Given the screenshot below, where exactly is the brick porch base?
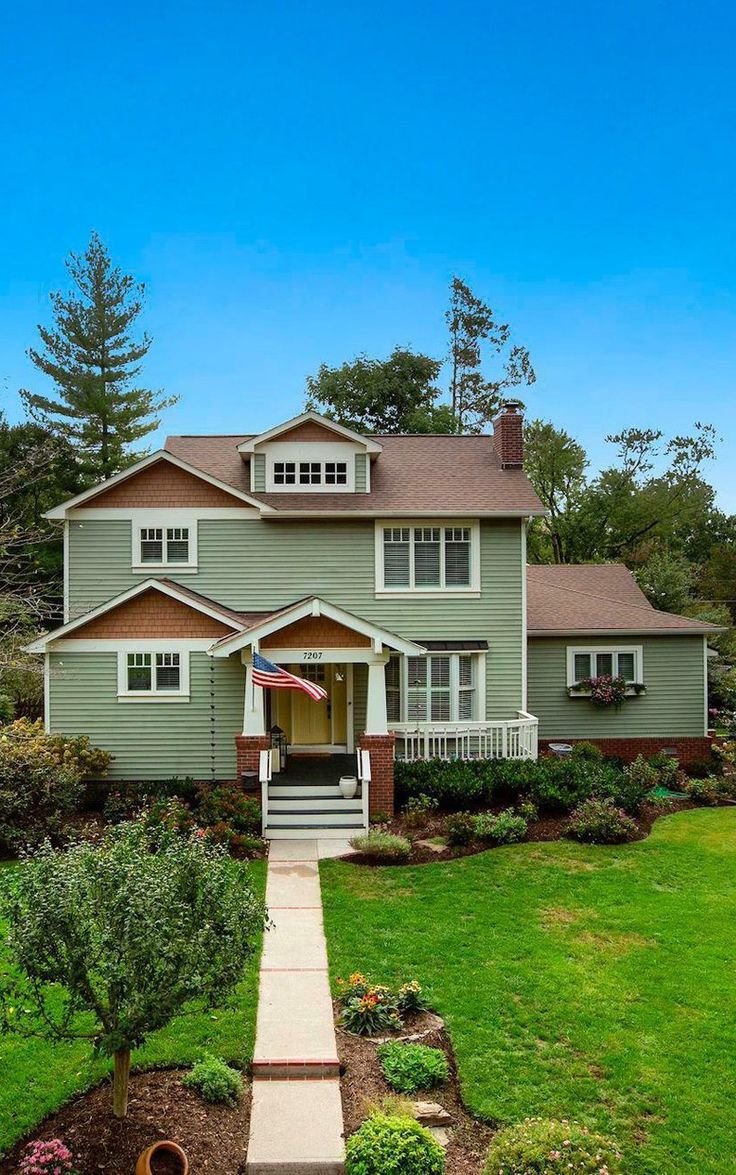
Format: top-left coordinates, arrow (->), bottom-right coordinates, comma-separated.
235,734 -> 271,802
539,735 -> 714,766
359,732 -> 396,817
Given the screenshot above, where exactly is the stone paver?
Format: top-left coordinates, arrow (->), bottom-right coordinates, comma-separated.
246,838 -> 345,1172
247,1080 -> 345,1174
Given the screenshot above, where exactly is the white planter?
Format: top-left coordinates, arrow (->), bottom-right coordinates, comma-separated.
339,775 -> 358,800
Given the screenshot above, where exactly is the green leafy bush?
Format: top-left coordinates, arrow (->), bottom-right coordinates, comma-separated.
345,1111 -> 445,1174
196,783 -> 261,834
473,808 -> 528,845
648,751 -> 680,789
396,979 -> 428,1016
0,734 -> 82,851
182,1053 -> 243,1104
349,831 -> 411,862
517,799 -> 538,822
377,1041 -> 449,1093
484,1116 -> 622,1173
5,719 -> 113,777
0,695 -> 15,724
569,741 -> 604,761
446,812 -> 476,846
402,793 -> 439,827
566,797 -> 638,845
684,775 -> 736,805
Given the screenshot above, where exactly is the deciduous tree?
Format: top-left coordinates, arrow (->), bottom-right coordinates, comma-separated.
305,347 -> 452,433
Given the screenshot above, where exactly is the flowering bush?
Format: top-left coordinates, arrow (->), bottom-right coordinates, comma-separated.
0,736 -> 81,851
346,1111 -> 445,1174
572,675 -> 628,708
483,1116 -> 622,1173
396,979 -> 428,1016
196,783 -> 261,835
5,719 -> 112,777
566,797 -> 638,845
19,1137 -> 77,1174
402,793 -> 439,827
340,985 -> 402,1035
473,808 -> 528,845
684,775 -> 736,805
446,811 -> 476,846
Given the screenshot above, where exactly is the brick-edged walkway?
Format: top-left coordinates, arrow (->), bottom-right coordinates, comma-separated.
246,840 -> 346,1173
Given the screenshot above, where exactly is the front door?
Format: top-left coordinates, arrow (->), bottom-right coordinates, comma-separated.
288,664 -> 348,748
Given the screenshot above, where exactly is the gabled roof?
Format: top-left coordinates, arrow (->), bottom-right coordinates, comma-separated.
236,411 -> 383,455
210,596 -> 426,658
44,450 -> 272,519
165,433 -> 545,516
25,578 -> 247,651
527,564 -> 723,635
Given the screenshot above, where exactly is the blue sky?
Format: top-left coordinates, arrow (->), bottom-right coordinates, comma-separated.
1,0 -> 735,507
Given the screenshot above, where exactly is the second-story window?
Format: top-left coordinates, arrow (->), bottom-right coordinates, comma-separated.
139,526 -> 190,565
381,525 -> 473,590
272,460 -> 348,488
274,462 -> 297,485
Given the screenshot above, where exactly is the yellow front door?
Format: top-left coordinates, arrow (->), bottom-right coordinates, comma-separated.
288,664 -> 348,747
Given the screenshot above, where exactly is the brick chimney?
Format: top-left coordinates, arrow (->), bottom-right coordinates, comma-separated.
493,401 -> 524,469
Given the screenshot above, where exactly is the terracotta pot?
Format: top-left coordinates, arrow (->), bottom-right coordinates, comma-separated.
135,1140 -> 189,1175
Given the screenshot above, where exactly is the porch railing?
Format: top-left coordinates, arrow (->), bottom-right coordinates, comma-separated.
390,712 -> 538,762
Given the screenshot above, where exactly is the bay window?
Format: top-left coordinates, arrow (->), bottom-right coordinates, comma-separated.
386,653 -> 480,723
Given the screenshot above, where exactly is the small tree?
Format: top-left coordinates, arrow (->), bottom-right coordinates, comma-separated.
0,821 -> 266,1117
21,232 -> 178,480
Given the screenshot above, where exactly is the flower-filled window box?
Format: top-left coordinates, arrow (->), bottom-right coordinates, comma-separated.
567,675 -> 646,708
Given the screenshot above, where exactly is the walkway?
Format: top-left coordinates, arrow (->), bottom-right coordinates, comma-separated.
246,839 -> 350,1174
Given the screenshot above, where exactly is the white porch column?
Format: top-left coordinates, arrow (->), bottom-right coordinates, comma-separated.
242,651 -> 266,735
365,657 -> 389,735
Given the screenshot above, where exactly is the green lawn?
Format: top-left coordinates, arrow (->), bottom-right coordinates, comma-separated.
321,809 -> 736,1174
0,858 -> 266,1155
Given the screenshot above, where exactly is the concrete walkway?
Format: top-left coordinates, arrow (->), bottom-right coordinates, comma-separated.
246,839 -> 351,1174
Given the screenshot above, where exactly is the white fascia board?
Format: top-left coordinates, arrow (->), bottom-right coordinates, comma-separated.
527,627 -> 724,637
210,596 -> 425,658
237,411 -> 382,454
44,450 -> 273,519
261,508 -> 548,519
25,578 -> 245,652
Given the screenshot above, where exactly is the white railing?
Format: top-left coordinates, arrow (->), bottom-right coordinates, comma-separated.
356,749 -> 371,830
259,748 -> 272,835
390,712 -> 538,762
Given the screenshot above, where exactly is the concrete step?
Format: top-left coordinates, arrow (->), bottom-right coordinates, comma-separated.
246,1079 -> 345,1173
265,825 -> 363,840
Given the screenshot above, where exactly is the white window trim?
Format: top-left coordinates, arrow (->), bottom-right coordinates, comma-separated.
264,441 -> 358,493
566,645 -> 644,692
117,648 -> 191,701
374,520 -> 481,596
387,651 -> 486,723
130,513 -> 199,573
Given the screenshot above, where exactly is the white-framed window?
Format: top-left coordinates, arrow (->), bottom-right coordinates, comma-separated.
265,444 -> 358,492
273,460 -> 349,487
376,522 -> 479,593
136,523 -> 196,568
274,461 -> 297,485
566,646 -> 643,688
386,653 -> 482,723
118,650 -> 190,700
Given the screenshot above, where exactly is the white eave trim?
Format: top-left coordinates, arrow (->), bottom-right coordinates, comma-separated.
259,508 -> 548,519
237,411 -> 383,455
527,627 -> 724,637
210,595 -> 425,658
44,450 -> 274,519
24,578 -> 246,652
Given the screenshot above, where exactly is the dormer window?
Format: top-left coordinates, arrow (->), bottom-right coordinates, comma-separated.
272,460 -> 349,487
274,462 -> 296,485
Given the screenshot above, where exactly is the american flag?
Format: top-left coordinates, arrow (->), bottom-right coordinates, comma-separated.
252,652 -> 328,702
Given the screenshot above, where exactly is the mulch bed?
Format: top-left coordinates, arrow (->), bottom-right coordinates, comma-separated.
336,1006 -> 496,1174
0,1069 -> 251,1174
344,797 -> 699,865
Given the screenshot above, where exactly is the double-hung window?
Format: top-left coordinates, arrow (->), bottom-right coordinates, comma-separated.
379,524 -> 475,591
387,653 -> 479,723
138,526 -> 192,566
567,646 -> 642,688
120,651 -> 189,699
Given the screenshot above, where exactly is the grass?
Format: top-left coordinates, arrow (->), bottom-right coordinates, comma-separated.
321,808 -> 736,1174
0,857 -> 266,1155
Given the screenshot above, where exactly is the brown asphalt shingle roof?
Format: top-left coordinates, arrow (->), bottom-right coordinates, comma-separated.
527,565 -> 720,634
164,433 -> 544,515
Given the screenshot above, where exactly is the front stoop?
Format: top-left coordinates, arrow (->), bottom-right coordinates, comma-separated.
246,842 -> 345,1173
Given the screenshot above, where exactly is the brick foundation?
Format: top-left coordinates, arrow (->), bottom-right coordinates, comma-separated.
539,736 -> 714,766
359,732 -> 396,816
235,734 -> 271,801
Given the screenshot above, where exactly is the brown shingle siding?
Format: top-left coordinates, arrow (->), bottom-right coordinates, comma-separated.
82,460 -> 246,508
66,589 -> 235,638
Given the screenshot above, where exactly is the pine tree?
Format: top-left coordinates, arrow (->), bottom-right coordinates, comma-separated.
21,232 -> 178,480
446,277 -> 536,433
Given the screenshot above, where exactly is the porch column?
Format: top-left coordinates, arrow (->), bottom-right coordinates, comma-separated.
242,652 -> 266,735
365,657 -> 389,734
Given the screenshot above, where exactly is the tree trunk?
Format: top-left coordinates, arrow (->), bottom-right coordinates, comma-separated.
112,1048 -> 131,1118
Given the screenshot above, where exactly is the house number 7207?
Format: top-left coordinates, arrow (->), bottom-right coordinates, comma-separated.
303,651 -> 323,660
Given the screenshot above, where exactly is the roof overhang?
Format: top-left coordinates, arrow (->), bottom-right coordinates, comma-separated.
527,627 -> 723,637
211,596 -> 425,658
237,411 -> 383,455
257,508 -> 548,519
45,450 -> 273,519
25,579 -> 246,652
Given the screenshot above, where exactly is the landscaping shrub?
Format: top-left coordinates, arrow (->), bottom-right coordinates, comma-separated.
345,1111 -> 445,1174
473,808 -> 528,845
0,735 -> 82,851
569,740 -> 604,761
484,1117 -> 622,1173
349,831 -> 411,862
684,775 -> 736,805
648,751 -> 680,789
396,979 -> 428,1016
597,755 -> 657,814
566,797 -> 638,845
142,796 -> 197,840
196,783 -> 261,835
402,793 -> 439,827
517,798 -> 538,822
182,1053 -> 243,1105
377,1041 -> 449,1093
446,811 -> 476,846
0,695 -> 15,724
19,1138 -> 77,1174
5,718 -> 112,777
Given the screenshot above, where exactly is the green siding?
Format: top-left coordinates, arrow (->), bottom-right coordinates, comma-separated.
527,636 -> 706,739
49,652 -> 244,780
354,453 -> 367,492
252,453 -> 266,492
